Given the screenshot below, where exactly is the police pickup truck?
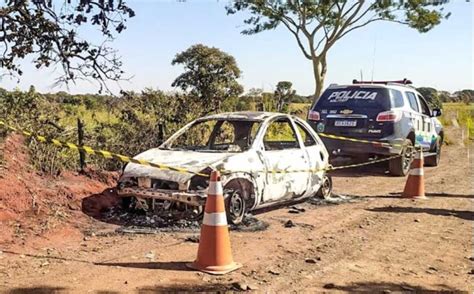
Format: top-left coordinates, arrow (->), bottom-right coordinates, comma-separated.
307,79 -> 444,176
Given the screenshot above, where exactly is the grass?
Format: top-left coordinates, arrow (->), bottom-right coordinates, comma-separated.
439,103 -> 474,141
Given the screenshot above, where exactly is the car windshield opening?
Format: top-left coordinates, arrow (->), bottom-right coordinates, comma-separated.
165,119 -> 262,152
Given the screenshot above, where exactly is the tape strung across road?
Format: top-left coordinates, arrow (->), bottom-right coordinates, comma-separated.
0,120 -> 404,177
0,120 -> 209,177
318,132 -> 404,148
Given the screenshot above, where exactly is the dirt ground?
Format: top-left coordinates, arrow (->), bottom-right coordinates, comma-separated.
0,128 -> 473,293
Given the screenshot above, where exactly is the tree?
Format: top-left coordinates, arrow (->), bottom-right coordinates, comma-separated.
226,0 -> 449,101
171,44 -> 244,115
417,87 -> 442,109
454,89 -> 474,104
274,81 -> 296,112
0,0 -> 135,92
438,90 -> 452,103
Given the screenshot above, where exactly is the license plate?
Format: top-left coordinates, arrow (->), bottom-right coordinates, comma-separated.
334,120 -> 357,127
138,177 -> 151,188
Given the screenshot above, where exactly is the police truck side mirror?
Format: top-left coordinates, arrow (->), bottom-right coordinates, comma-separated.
432,108 -> 442,117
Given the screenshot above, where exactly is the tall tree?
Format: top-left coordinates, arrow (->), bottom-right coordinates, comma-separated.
417,87 -> 442,109
227,0 -> 449,101
171,44 -> 244,115
274,81 -> 296,112
0,0 -> 135,92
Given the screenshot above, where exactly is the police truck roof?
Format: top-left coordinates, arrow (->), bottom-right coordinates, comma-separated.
352,79 -> 413,85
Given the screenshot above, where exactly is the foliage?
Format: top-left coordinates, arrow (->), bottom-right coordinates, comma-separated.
227,0 -> 449,98
171,44 -> 244,115
0,0 -> 135,92
454,90 -> 474,104
440,103 -> 474,141
0,87 -> 78,175
274,81 -> 296,112
417,87 -> 442,109
0,87 -> 472,175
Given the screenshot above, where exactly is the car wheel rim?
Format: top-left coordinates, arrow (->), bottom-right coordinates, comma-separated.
321,176 -> 331,198
403,147 -> 412,172
229,191 -> 244,219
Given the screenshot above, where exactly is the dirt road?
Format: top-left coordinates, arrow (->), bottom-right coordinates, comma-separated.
0,133 -> 472,293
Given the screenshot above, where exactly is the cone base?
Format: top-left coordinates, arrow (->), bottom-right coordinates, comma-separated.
186,261 -> 242,275
402,194 -> 427,199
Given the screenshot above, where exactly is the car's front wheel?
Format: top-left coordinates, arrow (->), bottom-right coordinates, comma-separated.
224,181 -> 247,225
389,139 -> 414,176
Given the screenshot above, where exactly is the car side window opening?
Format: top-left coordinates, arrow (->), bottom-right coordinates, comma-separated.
295,122 -> 317,147
406,92 -> 420,112
390,89 -> 404,107
418,95 -> 431,116
263,118 -> 300,151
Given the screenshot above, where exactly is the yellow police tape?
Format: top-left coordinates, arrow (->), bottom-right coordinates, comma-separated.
318,132 -> 404,148
0,120 -> 405,177
0,120 -> 209,177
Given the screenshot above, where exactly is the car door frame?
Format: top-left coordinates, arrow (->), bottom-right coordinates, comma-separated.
416,93 -> 436,151
405,91 -> 424,149
292,117 -> 328,196
255,115 -> 312,204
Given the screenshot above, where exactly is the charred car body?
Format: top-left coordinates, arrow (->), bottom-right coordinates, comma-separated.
307,80 -> 443,176
117,112 -> 331,224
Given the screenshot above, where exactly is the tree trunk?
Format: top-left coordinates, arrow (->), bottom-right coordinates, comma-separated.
312,56 -> 327,105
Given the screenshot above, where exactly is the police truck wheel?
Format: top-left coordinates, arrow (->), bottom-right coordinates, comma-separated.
389,139 -> 413,176
425,137 -> 441,167
224,182 -> 247,225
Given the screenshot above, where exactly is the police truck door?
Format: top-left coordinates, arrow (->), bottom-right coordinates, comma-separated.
405,92 -> 423,148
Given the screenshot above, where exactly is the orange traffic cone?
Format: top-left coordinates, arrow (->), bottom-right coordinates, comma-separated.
186,171 -> 242,275
402,148 -> 427,199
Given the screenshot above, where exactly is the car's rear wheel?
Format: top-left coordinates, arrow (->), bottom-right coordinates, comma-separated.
316,174 -> 332,199
425,137 -> 441,167
389,139 -> 414,176
224,181 -> 247,225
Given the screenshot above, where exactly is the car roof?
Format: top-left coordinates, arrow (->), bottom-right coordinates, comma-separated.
201,111 -> 285,121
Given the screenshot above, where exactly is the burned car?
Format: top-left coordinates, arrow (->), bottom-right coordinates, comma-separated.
117,112 -> 331,224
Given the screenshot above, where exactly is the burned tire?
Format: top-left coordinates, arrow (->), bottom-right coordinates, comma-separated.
316,174 -> 332,199
121,196 -> 134,210
120,196 -> 147,213
224,181 -> 247,226
425,137 -> 441,167
389,139 -> 413,177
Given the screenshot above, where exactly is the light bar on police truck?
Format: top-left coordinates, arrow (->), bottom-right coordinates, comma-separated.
308,110 -> 320,121
352,79 -> 412,85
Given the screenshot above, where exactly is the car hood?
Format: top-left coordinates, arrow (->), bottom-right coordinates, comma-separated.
121,148 -> 234,183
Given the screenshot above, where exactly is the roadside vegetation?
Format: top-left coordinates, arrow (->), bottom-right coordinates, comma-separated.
0,82 -> 471,176
439,103 -> 474,144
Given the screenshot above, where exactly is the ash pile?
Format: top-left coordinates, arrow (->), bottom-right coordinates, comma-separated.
102,198 -> 269,234
308,194 -> 358,206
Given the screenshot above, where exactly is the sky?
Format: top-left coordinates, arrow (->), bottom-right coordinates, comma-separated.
0,0 -> 473,96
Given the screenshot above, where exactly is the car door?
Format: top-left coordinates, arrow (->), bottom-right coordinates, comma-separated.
405,92 -> 424,148
293,119 -> 327,196
417,94 -> 436,151
261,117 -> 311,203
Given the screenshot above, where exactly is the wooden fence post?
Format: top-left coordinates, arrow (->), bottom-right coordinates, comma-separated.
77,118 -> 86,173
